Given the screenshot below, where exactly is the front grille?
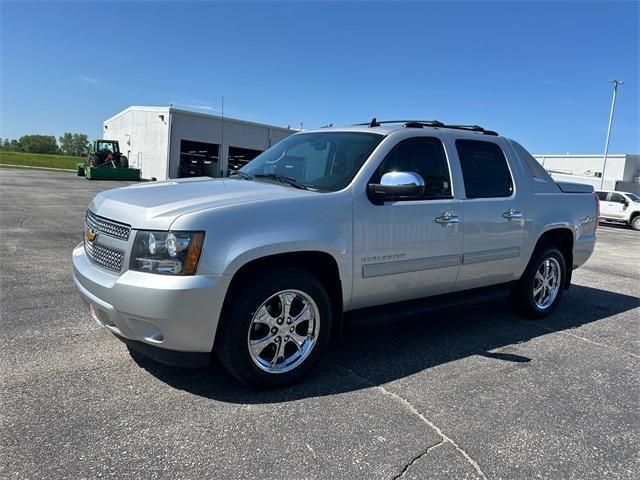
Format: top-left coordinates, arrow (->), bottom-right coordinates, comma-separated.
86,210 -> 131,240
84,239 -> 125,272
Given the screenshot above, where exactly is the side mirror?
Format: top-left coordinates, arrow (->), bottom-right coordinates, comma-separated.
368,171 -> 425,203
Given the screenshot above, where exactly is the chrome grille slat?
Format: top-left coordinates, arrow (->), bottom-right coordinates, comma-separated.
86,210 -> 131,240
84,210 -> 129,272
84,239 -> 125,272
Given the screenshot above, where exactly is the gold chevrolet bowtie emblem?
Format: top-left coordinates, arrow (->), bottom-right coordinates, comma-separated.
85,228 -> 97,242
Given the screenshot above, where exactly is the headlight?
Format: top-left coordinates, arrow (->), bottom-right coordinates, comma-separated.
130,231 -> 204,275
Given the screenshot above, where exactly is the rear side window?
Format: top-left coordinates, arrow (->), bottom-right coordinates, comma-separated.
371,137 -> 452,200
595,191 -> 608,201
456,140 -> 513,198
511,141 -> 552,180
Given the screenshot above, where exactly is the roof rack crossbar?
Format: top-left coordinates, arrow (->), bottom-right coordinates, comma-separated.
355,119 -> 444,127
355,119 -> 498,136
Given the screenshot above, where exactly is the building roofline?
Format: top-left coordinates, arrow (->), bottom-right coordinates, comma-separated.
103,106 -> 170,124
103,105 -> 296,133
533,154 -> 630,158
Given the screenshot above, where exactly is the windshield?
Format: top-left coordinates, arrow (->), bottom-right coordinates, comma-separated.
240,132 -> 384,192
98,141 -> 119,153
625,193 -> 640,202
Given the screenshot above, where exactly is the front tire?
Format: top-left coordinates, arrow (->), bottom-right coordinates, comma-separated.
216,268 -> 332,387
511,247 -> 566,319
630,215 -> 640,231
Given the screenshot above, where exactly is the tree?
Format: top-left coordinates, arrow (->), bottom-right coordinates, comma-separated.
18,135 -> 59,154
0,138 -> 17,152
59,133 -> 89,157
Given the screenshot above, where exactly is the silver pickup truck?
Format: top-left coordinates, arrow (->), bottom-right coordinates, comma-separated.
72,120 -> 598,387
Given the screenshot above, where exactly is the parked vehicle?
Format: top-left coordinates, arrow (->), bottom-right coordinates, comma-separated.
87,140 -> 129,168
72,120 -> 598,387
595,190 -> 640,231
78,140 -> 141,181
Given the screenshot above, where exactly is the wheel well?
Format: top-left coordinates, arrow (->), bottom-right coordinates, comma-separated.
630,211 -> 640,221
534,228 -> 574,289
224,251 -> 343,338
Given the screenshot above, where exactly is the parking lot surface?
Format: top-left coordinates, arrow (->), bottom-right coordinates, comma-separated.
1,168 -> 639,479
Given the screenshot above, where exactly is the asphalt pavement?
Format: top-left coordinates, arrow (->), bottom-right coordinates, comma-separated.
1,167 -> 638,479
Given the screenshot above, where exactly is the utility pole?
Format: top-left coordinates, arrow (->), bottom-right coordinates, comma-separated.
601,79 -> 623,189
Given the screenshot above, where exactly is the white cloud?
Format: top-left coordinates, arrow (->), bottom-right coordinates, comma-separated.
74,75 -> 101,85
170,101 -> 219,113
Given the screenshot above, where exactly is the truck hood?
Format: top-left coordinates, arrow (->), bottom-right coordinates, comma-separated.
89,177 -> 316,230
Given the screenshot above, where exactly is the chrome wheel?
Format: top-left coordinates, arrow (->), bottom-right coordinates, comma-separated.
247,289 -> 319,374
533,257 -> 561,310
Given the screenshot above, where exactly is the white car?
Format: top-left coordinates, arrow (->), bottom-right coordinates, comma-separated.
595,190 -> 640,231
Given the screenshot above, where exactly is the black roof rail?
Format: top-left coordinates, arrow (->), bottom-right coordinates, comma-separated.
355,118 -> 498,136
444,124 -> 499,136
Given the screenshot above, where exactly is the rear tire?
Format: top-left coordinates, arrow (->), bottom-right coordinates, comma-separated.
511,246 -> 566,319
119,155 -> 129,168
215,267 -> 332,388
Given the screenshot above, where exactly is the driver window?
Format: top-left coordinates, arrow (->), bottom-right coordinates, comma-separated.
610,193 -> 626,204
371,137 -> 452,200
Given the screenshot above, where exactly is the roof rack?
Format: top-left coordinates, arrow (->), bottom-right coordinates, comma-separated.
355,118 -> 498,136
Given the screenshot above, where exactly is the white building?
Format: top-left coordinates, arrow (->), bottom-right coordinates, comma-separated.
534,154 -> 640,192
103,106 -> 296,181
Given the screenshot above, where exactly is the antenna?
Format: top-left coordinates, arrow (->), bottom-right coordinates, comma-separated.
368,117 -> 380,127
221,95 -> 224,177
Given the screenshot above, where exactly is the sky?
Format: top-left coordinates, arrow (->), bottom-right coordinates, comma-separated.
1,0 -> 638,154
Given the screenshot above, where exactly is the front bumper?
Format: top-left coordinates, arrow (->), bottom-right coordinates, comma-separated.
112,334 -> 211,368
72,242 -> 229,363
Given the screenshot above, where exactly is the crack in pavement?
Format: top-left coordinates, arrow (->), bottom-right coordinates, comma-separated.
331,361 -> 488,480
393,440 -> 445,480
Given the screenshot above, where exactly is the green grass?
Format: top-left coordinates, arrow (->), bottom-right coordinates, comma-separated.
0,151 -> 84,170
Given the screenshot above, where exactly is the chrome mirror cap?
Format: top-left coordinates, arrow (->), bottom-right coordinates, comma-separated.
380,171 -> 425,188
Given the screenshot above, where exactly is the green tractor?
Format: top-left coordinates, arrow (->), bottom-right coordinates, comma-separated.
77,140 -> 141,181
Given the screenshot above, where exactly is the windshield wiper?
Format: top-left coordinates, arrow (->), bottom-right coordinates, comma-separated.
229,171 -> 254,180
254,173 -> 309,190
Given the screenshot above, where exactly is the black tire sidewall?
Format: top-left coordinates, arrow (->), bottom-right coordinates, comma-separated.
89,153 -> 101,167
514,247 -> 566,319
216,268 -> 333,387
631,216 -> 640,231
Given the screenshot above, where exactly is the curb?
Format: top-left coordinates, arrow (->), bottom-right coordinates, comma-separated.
0,164 -> 76,173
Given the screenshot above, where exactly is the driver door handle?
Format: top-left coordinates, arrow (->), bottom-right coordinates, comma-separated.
503,209 -> 523,219
435,212 -> 460,224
